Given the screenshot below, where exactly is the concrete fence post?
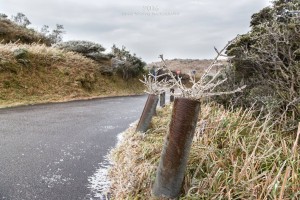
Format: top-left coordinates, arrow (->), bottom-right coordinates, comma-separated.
136,94 -> 159,133
152,97 -> 200,199
160,92 -> 166,107
170,88 -> 175,102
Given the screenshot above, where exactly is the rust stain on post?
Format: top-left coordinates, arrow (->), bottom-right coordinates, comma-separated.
152,97 -> 200,198
136,94 -> 159,133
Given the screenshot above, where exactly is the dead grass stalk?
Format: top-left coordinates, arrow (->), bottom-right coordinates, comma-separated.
108,103 -> 300,199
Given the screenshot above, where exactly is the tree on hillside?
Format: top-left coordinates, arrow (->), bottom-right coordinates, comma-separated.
40,25 -> 50,35
39,24 -> 65,44
111,45 -> 146,80
48,24 -> 65,44
11,12 -> 31,27
213,0 -> 300,130
55,40 -> 105,54
0,13 -> 7,19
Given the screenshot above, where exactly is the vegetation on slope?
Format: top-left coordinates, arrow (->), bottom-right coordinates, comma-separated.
214,0 -> 300,130
0,43 -> 144,108
0,13 -> 146,107
109,103 -> 300,199
0,18 -> 52,45
107,0 -> 300,199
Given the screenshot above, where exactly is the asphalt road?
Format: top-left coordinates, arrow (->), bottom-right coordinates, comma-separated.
0,95 -> 147,200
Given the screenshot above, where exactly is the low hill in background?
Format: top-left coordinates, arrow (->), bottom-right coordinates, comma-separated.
147,58 -> 226,76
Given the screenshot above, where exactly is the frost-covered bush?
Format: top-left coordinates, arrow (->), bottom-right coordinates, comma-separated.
55,40 -> 105,55
111,45 -> 146,80
55,40 -> 113,65
213,0 -> 300,130
85,52 -> 114,62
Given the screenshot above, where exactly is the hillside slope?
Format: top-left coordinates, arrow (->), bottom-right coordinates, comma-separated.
0,18 -> 51,45
0,43 -> 144,108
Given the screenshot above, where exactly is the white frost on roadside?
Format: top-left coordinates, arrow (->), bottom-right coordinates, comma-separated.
86,120 -> 138,199
86,156 -> 111,199
41,173 -> 73,188
116,120 -> 138,147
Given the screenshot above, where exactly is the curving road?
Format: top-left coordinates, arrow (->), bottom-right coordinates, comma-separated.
0,95 -> 147,200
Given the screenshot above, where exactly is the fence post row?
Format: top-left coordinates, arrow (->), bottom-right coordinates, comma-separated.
170,88 -> 175,102
136,94 -> 159,133
152,97 -> 201,199
160,91 -> 166,107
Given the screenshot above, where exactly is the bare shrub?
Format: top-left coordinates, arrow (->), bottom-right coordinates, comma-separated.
213,0 -> 300,130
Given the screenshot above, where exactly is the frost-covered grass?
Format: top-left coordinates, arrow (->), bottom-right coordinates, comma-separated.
108,103 -> 300,199
87,155 -> 111,199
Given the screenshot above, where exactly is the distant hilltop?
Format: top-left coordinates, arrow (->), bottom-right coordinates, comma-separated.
147,58 -> 227,75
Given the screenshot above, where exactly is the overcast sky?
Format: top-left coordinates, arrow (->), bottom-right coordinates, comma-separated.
1,0 -> 271,62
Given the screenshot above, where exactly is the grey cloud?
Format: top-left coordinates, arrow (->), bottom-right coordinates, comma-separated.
0,0 -> 271,62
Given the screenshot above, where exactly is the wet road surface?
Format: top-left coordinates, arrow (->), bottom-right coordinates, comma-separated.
0,95 -> 147,200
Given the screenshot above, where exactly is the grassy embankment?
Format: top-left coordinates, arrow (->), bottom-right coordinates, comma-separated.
0,43 -> 144,108
0,17 -> 144,108
0,17 -> 51,45
109,103 -> 300,199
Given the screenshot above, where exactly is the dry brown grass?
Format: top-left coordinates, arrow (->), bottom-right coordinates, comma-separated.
109,103 -> 300,199
0,43 -> 144,107
0,18 -> 51,45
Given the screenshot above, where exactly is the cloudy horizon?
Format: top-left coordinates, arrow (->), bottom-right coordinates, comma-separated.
1,0 -> 271,63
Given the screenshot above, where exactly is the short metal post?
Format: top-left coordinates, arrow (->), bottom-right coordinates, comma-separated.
160,92 -> 166,107
136,94 -> 159,133
152,97 -> 200,199
170,88 -> 175,102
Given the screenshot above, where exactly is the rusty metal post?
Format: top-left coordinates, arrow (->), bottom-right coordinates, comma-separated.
160,91 -> 166,107
170,88 -> 175,102
136,94 -> 159,133
152,98 -> 200,199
